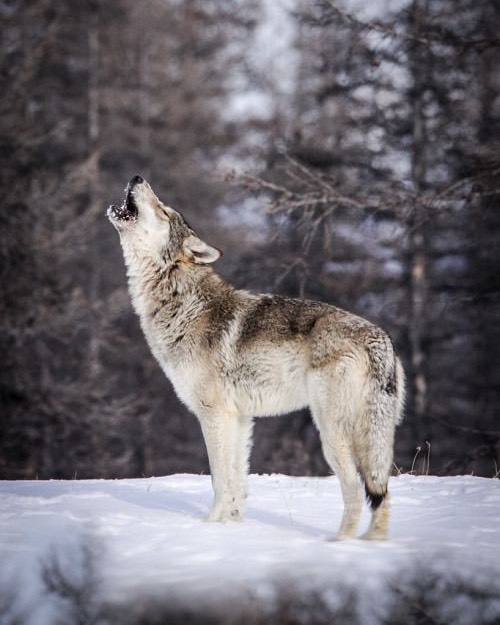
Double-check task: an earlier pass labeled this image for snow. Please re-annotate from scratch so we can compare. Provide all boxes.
[1,474,499,624]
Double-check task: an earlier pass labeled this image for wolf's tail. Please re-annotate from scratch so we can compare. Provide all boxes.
[360,335,405,510]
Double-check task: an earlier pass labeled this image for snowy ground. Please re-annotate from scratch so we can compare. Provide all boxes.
[1,474,499,624]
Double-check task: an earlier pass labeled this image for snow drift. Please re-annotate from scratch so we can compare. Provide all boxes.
[1,474,499,624]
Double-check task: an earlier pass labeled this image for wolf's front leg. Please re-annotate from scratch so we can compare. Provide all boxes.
[199,411,243,522]
[231,415,254,519]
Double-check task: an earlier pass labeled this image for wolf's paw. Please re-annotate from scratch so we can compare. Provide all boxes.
[206,505,243,523]
[333,531,356,542]
[230,508,244,521]
[360,529,387,541]
[206,509,226,522]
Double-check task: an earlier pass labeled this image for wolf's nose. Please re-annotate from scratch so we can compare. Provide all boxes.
[129,175,144,187]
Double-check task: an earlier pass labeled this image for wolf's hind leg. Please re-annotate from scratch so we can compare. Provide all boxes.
[323,438,363,540]
[357,370,401,540]
[357,407,395,540]
[312,409,363,539]
[361,491,391,541]
[309,357,366,539]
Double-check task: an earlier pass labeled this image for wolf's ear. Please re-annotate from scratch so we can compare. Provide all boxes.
[182,234,221,264]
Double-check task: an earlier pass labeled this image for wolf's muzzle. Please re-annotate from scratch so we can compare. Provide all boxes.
[107,175,144,222]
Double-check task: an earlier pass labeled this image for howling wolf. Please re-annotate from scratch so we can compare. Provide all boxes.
[107,175,404,540]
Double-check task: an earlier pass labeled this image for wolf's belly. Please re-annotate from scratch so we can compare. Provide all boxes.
[235,382,308,417]
[226,346,309,417]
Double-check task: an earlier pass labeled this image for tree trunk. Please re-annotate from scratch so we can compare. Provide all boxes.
[408,0,429,440]
[87,5,102,380]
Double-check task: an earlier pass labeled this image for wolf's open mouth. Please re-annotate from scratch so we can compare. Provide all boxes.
[108,176,142,222]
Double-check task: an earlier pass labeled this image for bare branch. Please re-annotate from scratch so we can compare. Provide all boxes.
[229,158,500,229]
[322,1,500,52]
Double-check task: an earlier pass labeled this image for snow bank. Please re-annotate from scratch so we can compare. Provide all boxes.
[1,474,499,624]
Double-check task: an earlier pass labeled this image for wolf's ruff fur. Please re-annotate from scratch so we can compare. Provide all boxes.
[108,176,405,540]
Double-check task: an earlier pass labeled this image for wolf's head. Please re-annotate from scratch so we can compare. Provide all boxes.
[107,176,221,267]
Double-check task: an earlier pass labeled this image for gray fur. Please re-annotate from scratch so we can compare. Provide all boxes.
[108,176,405,540]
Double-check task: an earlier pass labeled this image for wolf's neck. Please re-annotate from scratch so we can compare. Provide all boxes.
[125,254,222,323]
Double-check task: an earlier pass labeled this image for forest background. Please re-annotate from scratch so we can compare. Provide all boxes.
[1,0,499,480]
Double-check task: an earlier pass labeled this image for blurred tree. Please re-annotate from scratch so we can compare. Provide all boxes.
[1,0,498,479]
[234,0,500,475]
[0,0,257,479]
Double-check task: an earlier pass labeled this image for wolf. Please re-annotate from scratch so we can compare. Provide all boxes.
[107,175,405,540]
